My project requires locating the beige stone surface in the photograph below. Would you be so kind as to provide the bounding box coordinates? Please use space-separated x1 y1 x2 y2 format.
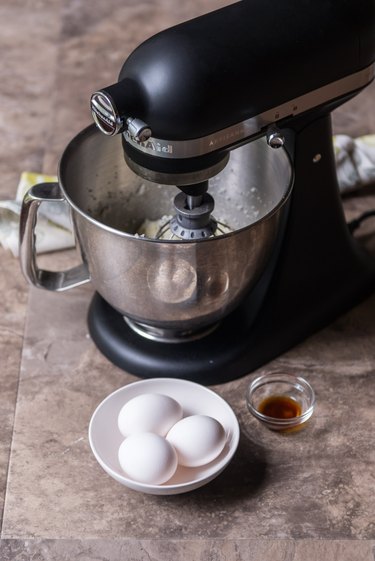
0 0 374 557
0 539 375 561
0 252 28 529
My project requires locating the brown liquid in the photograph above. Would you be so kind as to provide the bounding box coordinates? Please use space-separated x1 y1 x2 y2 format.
258 395 302 419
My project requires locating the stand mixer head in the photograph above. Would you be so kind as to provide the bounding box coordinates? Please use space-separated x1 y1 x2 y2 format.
91 0 375 242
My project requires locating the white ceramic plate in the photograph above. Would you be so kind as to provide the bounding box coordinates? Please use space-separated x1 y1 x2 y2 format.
88 378 240 495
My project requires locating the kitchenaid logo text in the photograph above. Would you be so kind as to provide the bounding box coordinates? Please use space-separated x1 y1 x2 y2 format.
126 132 173 154
125 124 246 157
208 127 242 148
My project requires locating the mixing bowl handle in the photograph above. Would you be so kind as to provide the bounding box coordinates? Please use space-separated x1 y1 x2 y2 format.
19 182 90 291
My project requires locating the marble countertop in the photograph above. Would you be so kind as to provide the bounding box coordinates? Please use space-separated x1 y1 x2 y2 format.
1 1 375 559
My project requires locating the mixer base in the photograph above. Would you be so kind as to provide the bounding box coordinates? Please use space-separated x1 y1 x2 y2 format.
88 292 272 384
89 243 374 385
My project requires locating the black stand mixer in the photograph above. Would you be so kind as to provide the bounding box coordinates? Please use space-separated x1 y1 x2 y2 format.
87 0 375 384
21 0 375 385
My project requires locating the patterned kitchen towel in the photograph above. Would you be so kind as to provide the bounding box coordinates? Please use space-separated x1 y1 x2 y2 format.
334 134 375 193
0 172 74 257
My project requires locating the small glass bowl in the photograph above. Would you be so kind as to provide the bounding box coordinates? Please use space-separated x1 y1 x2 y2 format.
246 373 315 432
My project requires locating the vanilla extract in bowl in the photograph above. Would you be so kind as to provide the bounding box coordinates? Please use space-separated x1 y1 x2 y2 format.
257 394 302 420
246 373 315 432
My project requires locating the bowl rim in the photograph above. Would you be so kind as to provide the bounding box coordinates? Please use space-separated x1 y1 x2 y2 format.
58 124 294 244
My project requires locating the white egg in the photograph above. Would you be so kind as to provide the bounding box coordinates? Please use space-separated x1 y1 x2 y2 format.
166 414 226 467
118 432 178 485
117 393 183 437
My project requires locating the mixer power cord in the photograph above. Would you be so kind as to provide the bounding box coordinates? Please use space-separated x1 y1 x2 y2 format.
348 210 375 234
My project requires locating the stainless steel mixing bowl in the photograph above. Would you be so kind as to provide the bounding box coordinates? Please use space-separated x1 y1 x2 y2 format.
20 125 293 340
